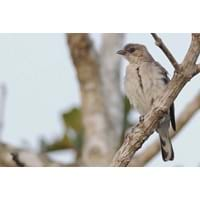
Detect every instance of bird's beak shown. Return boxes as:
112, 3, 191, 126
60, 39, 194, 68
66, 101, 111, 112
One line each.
116, 49, 126, 55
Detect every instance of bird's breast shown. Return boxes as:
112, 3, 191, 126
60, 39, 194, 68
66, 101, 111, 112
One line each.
124, 65, 153, 115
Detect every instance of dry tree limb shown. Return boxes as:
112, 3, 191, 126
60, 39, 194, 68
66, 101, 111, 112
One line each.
151, 33, 180, 71
111, 33, 200, 167
129, 92, 200, 166
0, 143, 63, 166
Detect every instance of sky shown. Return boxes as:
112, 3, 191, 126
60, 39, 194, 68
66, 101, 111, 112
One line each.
0, 33, 199, 166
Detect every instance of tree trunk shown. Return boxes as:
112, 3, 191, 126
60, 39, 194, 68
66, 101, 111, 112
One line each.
67, 33, 124, 165
99, 33, 124, 150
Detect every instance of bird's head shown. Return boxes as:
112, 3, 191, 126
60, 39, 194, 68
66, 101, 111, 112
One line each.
117, 43, 153, 63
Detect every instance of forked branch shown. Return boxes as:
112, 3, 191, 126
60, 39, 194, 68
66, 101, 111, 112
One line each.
129, 92, 200, 166
151, 33, 180, 71
111, 33, 200, 167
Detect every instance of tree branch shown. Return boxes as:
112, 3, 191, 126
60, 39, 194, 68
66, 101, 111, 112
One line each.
111, 33, 200, 167
0, 143, 64, 166
129, 92, 200, 166
182, 34, 200, 66
151, 33, 180, 71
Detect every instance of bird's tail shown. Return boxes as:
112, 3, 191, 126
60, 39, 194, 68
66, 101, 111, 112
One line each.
159, 132, 174, 161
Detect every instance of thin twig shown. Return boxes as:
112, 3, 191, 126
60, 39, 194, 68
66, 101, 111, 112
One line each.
151, 33, 180, 71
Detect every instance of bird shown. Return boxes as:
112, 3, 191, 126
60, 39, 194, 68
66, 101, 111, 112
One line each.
117, 43, 176, 161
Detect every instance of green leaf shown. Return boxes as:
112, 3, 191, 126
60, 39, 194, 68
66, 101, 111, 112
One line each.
124, 96, 131, 116
40, 133, 74, 152
62, 107, 83, 133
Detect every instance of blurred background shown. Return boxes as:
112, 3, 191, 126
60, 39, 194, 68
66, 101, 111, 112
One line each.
0, 33, 199, 166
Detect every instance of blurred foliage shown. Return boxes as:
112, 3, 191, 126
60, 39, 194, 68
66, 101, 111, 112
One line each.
62, 107, 83, 133
39, 97, 133, 155
62, 107, 83, 156
40, 107, 84, 157
40, 133, 74, 152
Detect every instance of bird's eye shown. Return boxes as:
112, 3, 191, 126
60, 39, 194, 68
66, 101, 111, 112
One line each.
128, 47, 135, 53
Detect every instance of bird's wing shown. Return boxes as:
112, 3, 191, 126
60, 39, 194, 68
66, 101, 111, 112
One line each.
154, 61, 170, 82
155, 62, 176, 131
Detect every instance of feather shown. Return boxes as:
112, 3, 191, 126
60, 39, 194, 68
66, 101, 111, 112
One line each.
170, 103, 176, 131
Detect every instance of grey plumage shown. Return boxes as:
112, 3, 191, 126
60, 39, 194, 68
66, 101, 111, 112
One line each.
117, 43, 175, 161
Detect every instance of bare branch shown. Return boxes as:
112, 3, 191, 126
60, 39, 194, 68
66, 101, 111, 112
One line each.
151, 33, 180, 71
111, 33, 200, 167
130, 92, 200, 166
0, 143, 63, 166
182, 34, 200, 67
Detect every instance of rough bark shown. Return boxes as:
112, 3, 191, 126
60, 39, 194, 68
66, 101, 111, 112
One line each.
99, 33, 124, 150
111, 33, 200, 167
129, 92, 200, 166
